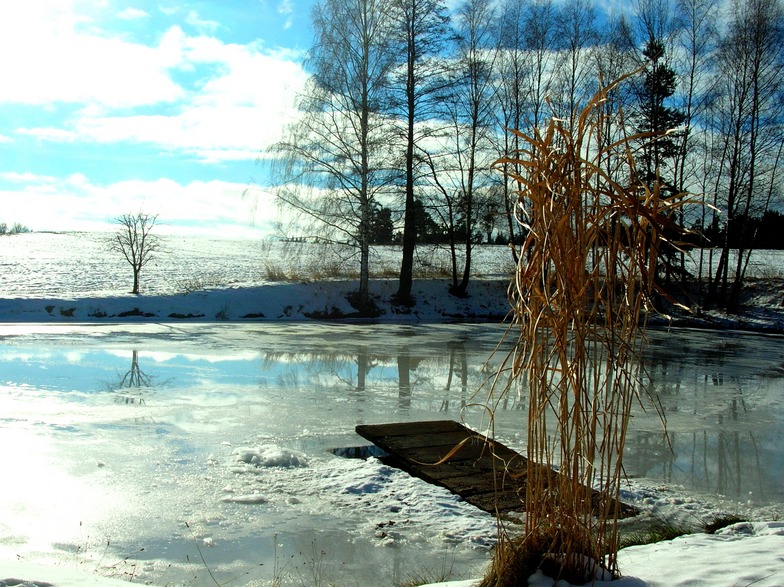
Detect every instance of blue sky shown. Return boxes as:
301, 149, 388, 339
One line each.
0, 1, 631, 239
0, 1, 314, 237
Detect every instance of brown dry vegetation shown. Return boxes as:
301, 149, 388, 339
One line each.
481, 72, 695, 585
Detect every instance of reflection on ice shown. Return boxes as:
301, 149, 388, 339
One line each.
626, 331, 784, 505
0, 323, 782, 586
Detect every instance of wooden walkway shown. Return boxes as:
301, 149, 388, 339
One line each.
355, 420, 637, 517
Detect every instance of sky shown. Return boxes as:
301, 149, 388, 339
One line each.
0, 0, 634, 239
0, 1, 314, 238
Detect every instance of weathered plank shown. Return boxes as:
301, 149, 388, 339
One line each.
356, 420, 637, 517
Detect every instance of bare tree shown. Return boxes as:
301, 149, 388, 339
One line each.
388, 0, 451, 307
110, 212, 163, 295
435, 0, 498, 298
493, 0, 558, 256
673, 0, 721, 296
271, 0, 397, 313
707, 0, 784, 310
492, 0, 562, 260
634, 0, 676, 44
552, 0, 599, 131
519, 0, 558, 133
594, 14, 637, 180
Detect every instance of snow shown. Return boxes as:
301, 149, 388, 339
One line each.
4, 522, 784, 586
1, 233, 783, 587
232, 445, 310, 469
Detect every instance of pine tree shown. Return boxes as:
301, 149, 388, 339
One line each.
634, 38, 687, 286
635, 38, 686, 189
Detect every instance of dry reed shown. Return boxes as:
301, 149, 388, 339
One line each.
481, 72, 692, 585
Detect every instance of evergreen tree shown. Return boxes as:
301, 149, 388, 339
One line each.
369, 203, 395, 244
634, 37, 686, 285
635, 38, 686, 188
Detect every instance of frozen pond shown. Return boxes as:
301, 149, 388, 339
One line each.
1, 323, 783, 586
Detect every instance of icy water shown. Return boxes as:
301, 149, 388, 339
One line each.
1, 323, 783, 586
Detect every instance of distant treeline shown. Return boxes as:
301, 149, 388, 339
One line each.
0, 222, 31, 235
292, 205, 784, 250
689, 210, 784, 250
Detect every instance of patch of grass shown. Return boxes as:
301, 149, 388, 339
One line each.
242, 312, 266, 319
703, 514, 747, 534
395, 554, 461, 587
118, 308, 155, 318
373, 264, 399, 278
214, 303, 231, 320
304, 306, 344, 319
620, 519, 692, 549
265, 261, 289, 281
313, 266, 354, 280
481, 531, 559, 587
168, 312, 205, 319
412, 259, 452, 279
177, 276, 226, 294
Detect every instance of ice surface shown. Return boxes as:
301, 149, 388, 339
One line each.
1, 234, 783, 586
1, 323, 783, 586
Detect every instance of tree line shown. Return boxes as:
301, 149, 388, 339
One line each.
0, 222, 32, 235
269, 0, 784, 313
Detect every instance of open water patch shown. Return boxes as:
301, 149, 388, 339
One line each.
330, 444, 389, 459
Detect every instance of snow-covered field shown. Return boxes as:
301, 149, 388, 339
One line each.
0, 231, 516, 323
0, 231, 517, 297
1, 233, 784, 587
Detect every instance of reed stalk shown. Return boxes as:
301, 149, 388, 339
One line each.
481, 72, 691, 585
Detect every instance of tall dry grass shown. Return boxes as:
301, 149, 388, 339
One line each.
481, 73, 692, 585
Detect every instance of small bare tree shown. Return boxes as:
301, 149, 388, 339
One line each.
111, 213, 163, 294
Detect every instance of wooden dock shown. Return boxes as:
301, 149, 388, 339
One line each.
355, 420, 637, 517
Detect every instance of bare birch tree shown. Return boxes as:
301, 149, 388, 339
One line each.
493, 0, 558, 256
436, 0, 498, 297
271, 0, 397, 312
673, 0, 721, 297
552, 0, 599, 131
110, 212, 163, 295
388, 0, 450, 307
707, 0, 784, 310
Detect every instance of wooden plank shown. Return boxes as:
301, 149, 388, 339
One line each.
356, 420, 637, 517
355, 420, 526, 514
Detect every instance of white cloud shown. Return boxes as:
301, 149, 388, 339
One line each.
0, 171, 55, 183
0, 173, 277, 236
185, 9, 221, 33
16, 127, 79, 142
117, 7, 149, 20
0, 2, 308, 163
277, 0, 294, 29
0, 4, 184, 108
15, 32, 308, 162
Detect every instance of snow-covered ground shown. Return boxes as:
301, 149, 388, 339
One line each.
1, 231, 782, 330
1, 233, 783, 587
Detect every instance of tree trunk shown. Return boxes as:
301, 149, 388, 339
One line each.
396, 39, 417, 307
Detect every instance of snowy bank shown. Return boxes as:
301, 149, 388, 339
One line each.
2, 276, 784, 334
0, 279, 512, 323
5, 521, 784, 587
